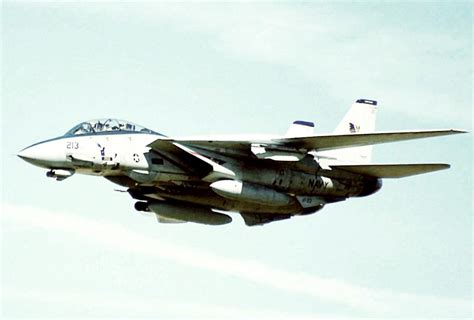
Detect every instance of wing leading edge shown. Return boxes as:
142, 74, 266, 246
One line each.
171, 129, 465, 156
274, 129, 466, 151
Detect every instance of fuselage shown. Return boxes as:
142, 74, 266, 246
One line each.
18, 119, 388, 228
18, 98, 464, 226
18, 118, 383, 225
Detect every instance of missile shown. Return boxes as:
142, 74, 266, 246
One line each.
148, 202, 232, 226
210, 180, 294, 206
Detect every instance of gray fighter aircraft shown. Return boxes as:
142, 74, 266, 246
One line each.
18, 99, 465, 226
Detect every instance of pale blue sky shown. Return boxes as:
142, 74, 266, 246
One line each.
1, 1, 472, 319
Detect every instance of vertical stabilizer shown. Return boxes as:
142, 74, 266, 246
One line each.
285, 120, 315, 137
324, 99, 378, 163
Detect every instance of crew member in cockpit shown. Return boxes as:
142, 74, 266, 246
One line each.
93, 121, 104, 132
76, 122, 93, 135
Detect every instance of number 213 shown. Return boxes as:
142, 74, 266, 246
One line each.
67, 141, 79, 149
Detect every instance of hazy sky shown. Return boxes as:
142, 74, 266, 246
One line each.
2, 1, 472, 319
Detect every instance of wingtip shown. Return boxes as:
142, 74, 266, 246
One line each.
450, 129, 469, 134
429, 129, 469, 135
440, 163, 451, 169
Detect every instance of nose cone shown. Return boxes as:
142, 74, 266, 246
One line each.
17, 146, 39, 161
18, 140, 66, 168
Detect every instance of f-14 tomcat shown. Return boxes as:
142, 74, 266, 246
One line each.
18, 99, 465, 226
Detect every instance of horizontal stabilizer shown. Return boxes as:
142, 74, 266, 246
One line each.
330, 163, 450, 178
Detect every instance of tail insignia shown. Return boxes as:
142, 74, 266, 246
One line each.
349, 123, 360, 133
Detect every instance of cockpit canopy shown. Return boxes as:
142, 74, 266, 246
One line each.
64, 119, 160, 136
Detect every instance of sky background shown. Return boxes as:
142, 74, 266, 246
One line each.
1, 1, 472, 319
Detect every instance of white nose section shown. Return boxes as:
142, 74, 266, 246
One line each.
18, 140, 65, 168
18, 145, 42, 160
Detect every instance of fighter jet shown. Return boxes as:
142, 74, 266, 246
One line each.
18, 99, 465, 226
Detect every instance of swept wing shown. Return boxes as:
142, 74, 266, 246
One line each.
275, 129, 465, 151
170, 129, 465, 156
